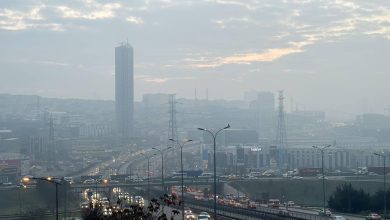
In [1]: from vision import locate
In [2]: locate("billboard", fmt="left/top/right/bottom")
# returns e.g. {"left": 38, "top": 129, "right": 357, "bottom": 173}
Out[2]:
{"left": 0, "top": 159, "right": 21, "bottom": 175}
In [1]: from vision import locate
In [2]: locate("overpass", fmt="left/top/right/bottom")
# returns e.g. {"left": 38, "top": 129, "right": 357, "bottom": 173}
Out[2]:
{"left": 70, "top": 178, "right": 226, "bottom": 192}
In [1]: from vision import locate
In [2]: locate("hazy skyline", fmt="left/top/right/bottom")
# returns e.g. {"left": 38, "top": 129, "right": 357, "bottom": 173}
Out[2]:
{"left": 1, "top": 0, "right": 390, "bottom": 118}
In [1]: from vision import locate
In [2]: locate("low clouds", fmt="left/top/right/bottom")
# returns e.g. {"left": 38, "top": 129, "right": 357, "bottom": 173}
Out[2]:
{"left": 0, "top": 4, "right": 63, "bottom": 31}
{"left": 55, "top": 0, "right": 121, "bottom": 20}
{"left": 1, "top": 0, "right": 390, "bottom": 112}
{"left": 0, "top": 0, "right": 142, "bottom": 31}
{"left": 177, "top": 0, "right": 390, "bottom": 68}
{"left": 126, "top": 16, "right": 144, "bottom": 25}
{"left": 141, "top": 77, "right": 169, "bottom": 83}
{"left": 191, "top": 47, "right": 303, "bottom": 68}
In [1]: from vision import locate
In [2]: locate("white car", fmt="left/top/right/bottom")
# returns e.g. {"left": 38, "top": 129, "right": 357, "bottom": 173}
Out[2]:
{"left": 103, "top": 208, "right": 112, "bottom": 216}
{"left": 292, "top": 176, "right": 303, "bottom": 180}
{"left": 287, "top": 201, "right": 295, "bottom": 206}
{"left": 333, "top": 215, "right": 346, "bottom": 220}
{"left": 318, "top": 175, "right": 329, "bottom": 180}
{"left": 184, "top": 208, "right": 192, "bottom": 215}
{"left": 197, "top": 212, "right": 210, "bottom": 220}
{"left": 2, "top": 182, "right": 13, "bottom": 186}
{"left": 318, "top": 209, "right": 332, "bottom": 217}
{"left": 83, "top": 179, "right": 96, "bottom": 184}
{"left": 134, "top": 196, "right": 145, "bottom": 207}
{"left": 185, "top": 214, "right": 196, "bottom": 220}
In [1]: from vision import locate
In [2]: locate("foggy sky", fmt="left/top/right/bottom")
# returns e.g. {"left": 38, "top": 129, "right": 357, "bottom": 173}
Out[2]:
{"left": 1, "top": 0, "right": 390, "bottom": 119}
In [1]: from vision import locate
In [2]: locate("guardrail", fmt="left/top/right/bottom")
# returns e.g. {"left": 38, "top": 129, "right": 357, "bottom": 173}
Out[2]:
{"left": 70, "top": 178, "right": 226, "bottom": 189}
{"left": 184, "top": 198, "right": 329, "bottom": 220}
{"left": 0, "top": 210, "right": 80, "bottom": 220}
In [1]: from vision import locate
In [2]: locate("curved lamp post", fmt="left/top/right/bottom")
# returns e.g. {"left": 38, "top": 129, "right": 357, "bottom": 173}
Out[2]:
{"left": 152, "top": 146, "right": 172, "bottom": 192}
{"left": 22, "top": 176, "right": 61, "bottom": 220}
{"left": 169, "top": 139, "right": 193, "bottom": 220}
{"left": 312, "top": 144, "right": 331, "bottom": 215}
{"left": 16, "top": 184, "right": 27, "bottom": 215}
{"left": 141, "top": 153, "right": 156, "bottom": 201}
{"left": 198, "top": 124, "right": 230, "bottom": 220}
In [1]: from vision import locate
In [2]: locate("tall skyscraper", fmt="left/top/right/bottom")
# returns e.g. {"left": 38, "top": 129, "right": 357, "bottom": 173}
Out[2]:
{"left": 115, "top": 43, "right": 134, "bottom": 138}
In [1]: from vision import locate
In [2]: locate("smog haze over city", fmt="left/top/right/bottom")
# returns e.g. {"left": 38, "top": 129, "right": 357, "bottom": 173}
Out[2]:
{"left": 1, "top": 1, "right": 390, "bottom": 220}
{"left": 1, "top": 0, "right": 390, "bottom": 118}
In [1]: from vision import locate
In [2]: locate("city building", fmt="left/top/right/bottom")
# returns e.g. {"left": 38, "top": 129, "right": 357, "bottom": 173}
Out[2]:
{"left": 248, "top": 91, "right": 276, "bottom": 140}
{"left": 225, "top": 145, "right": 390, "bottom": 172}
{"left": 0, "top": 153, "right": 29, "bottom": 184}
{"left": 115, "top": 43, "right": 134, "bottom": 139}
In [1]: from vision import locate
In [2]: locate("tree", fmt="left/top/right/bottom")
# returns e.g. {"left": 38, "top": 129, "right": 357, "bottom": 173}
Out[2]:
{"left": 203, "top": 187, "right": 210, "bottom": 198}
{"left": 370, "top": 189, "right": 390, "bottom": 212}
{"left": 328, "top": 183, "right": 370, "bottom": 213}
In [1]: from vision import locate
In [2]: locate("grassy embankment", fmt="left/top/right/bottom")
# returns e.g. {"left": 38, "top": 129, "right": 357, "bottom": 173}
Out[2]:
{"left": 230, "top": 179, "right": 383, "bottom": 206}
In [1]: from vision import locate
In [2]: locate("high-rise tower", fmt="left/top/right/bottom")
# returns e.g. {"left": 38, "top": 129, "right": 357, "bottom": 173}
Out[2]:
{"left": 115, "top": 43, "right": 134, "bottom": 138}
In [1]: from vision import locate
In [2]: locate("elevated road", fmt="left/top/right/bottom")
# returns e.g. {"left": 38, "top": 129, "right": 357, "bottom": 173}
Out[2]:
{"left": 70, "top": 179, "right": 226, "bottom": 192}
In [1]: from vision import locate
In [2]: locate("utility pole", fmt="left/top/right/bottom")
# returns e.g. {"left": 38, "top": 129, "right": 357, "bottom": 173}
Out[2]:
{"left": 374, "top": 152, "right": 390, "bottom": 220}
{"left": 313, "top": 145, "right": 331, "bottom": 215}
{"left": 276, "top": 90, "right": 287, "bottom": 168}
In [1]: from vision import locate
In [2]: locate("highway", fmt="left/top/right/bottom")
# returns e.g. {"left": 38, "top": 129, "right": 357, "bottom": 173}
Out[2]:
{"left": 63, "top": 147, "right": 376, "bottom": 220}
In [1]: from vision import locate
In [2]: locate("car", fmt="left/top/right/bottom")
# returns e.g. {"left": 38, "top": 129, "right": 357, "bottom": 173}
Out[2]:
{"left": 366, "top": 213, "right": 381, "bottom": 220}
{"left": 103, "top": 207, "right": 112, "bottom": 216}
{"left": 100, "top": 197, "right": 109, "bottom": 206}
{"left": 292, "top": 176, "right": 303, "bottom": 180}
{"left": 134, "top": 196, "right": 145, "bottom": 207}
{"left": 80, "top": 202, "right": 90, "bottom": 209}
{"left": 279, "top": 210, "right": 290, "bottom": 216}
{"left": 184, "top": 208, "right": 192, "bottom": 215}
{"left": 185, "top": 213, "right": 196, "bottom": 220}
{"left": 318, "top": 175, "right": 329, "bottom": 180}
{"left": 333, "top": 215, "right": 346, "bottom": 220}
{"left": 83, "top": 179, "right": 96, "bottom": 184}
{"left": 318, "top": 209, "right": 332, "bottom": 217}
{"left": 287, "top": 201, "right": 295, "bottom": 207}
{"left": 197, "top": 212, "right": 210, "bottom": 220}
{"left": 64, "top": 177, "right": 74, "bottom": 184}
{"left": 248, "top": 201, "right": 257, "bottom": 209}
{"left": 2, "top": 182, "right": 13, "bottom": 186}
{"left": 112, "top": 204, "right": 120, "bottom": 212}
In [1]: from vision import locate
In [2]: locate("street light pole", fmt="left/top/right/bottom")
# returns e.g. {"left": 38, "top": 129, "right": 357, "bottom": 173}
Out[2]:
{"left": 95, "top": 181, "right": 98, "bottom": 203}
{"left": 374, "top": 152, "right": 390, "bottom": 220}
{"left": 17, "top": 185, "right": 23, "bottom": 215}
{"left": 312, "top": 144, "right": 331, "bottom": 215}
{"left": 198, "top": 124, "right": 230, "bottom": 220}
{"left": 141, "top": 153, "right": 155, "bottom": 201}
{"left": 18, "top": 187, "right": 21, "bottom": 214}
{"left": 22, "top": 176, "right": 61, "bottom": 220}
{"left": 152, "top": 146, "right": 172, "bottom": 193}
{"left": 169, "top": 139, "right": 193, "bottom": 220}
{"left": 56, "top": 182, "right": 58, "bottom": 220}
